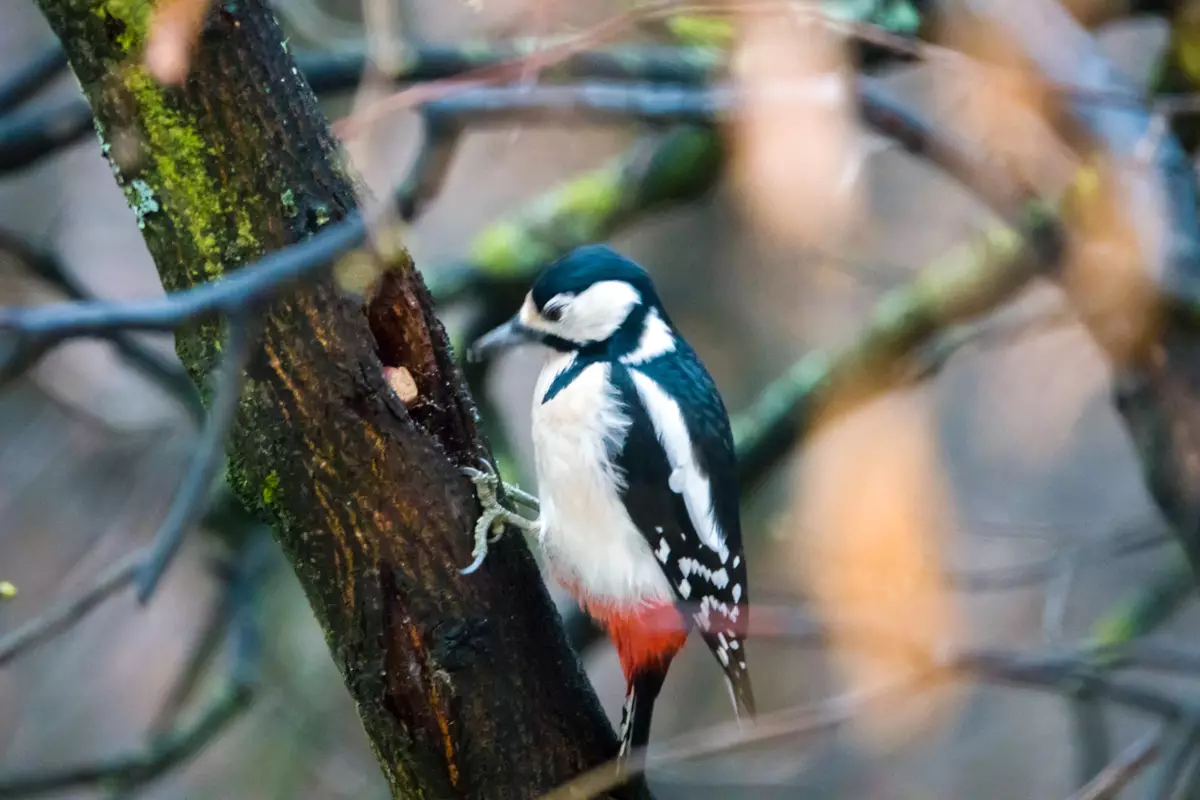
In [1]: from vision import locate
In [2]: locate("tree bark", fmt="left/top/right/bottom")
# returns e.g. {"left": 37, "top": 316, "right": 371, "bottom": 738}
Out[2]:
{"left": 32, "top": 1, "right": 636, "bottom": 797}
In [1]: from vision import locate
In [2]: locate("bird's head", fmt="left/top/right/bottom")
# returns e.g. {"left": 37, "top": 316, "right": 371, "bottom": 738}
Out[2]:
{"left": 468, "top": 245, "right": 671, "bottom": 361}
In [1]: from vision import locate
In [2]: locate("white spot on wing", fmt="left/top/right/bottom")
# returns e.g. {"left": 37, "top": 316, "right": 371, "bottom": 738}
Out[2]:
{"left": 678, "top": 558, "right": 730, "bottom": 590}
{"left": 629, "top": 370, "right": 730, "bottom": 563}
{"left": 655, "top": 538, "right": 670, "bottom": 564}
{"left": 620, "top": 308, "right": 676, "bottom": 365}
{"left": 678, "top": 578, "right": 691, "bottom": 598}
{"left": 732, "top": 583, "right": 742, "bottom": 603}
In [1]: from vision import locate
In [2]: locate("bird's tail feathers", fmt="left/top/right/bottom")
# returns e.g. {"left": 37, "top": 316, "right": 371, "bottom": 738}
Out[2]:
{"left": 726, "top": 667, "right": 757, "bottom": 722}
{"left": 618, "top": 666, "right": 671, "bottom": 758}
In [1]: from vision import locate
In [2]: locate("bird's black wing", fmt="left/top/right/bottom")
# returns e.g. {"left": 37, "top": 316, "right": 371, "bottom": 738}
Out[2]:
{"left": 609, "top": 354, "right": 755, "bottom": 718}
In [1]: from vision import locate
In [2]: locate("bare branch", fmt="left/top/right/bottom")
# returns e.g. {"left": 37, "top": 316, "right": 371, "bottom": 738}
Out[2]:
{"left": 1069, "top": 727, "right": 1163, "bottom": 800}
{"left": 134, "top": 316, "right": 257, "bottom": 601}
{"left": 395, "top": 110, "right": 464, "bottom": 221}
{"left": 0, "top": 531, "right": 267, "bottom": 798}
{"left": 0, "top": 211, "right": 365, "bottom": 342}
{"left": 0, "top": 227, "right": 203, "bottom": 419}
{"left": 0, "top": 42, "right": 67, "bottom": 114}
{"left": 541, "top": 677, "right": 924, "bottom": 800}
{"left": 1144, "top": 719, "right": 1200, "bottom": 800}
{"left": 0, "top": 97, "right": 95, "bottom": 175}
{"left": 0, "top": 550, "right": 142, "bottom": 668}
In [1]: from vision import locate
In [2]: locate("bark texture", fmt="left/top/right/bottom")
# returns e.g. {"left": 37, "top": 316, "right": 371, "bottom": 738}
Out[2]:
{"left": 33, "top": 1, "right": 635, "bottom": 796}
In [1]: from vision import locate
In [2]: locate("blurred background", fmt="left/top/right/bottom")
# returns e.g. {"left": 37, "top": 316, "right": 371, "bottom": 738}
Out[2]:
{"left": 0, "top": 0, "right": 1190, "bottom": 797}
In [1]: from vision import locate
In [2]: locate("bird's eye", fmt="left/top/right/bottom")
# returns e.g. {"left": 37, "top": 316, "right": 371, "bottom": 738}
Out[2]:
{"left": 543, "top": 305, "right": 564, "bottom": 322}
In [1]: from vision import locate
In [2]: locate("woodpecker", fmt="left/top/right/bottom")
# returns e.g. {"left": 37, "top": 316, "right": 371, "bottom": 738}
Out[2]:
{"left": 466, "top": 244, "right": 755, "bottom": 756}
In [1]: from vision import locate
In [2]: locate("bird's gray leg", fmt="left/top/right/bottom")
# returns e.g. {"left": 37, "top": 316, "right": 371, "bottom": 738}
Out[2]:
{"left": 460, "top": 460, "right": 540, "bottom": 575}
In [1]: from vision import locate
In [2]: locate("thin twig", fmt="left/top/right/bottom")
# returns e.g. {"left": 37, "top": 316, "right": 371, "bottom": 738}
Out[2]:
{"left": 1071, "top": 686, "right": 1112, "bottom": 792}
{"left": 0, "top": 97, "right": 96, "bottom": 175}
{"left": 134, "top": 315, "right": 257, "bottom": 601}
{"left": 395, "top": 110, "right": 464, "bottom": 221}
{"left": 0, "top": 210, "right": 366, "bottom": 341}
{"left": 0, "top": 227, "right": 203, "bottom": 420}
{"left": 0, "top": 529, "right": 270, "bottom": 798}
{"left": 1145, "top": 719, "right": 1200, "bottom": 800}
{"left": 540, "top": 676, "right": 925, "bottom": 800}
{"left": 0, "top": 549, "right": 144, "bottom": 668}
{"left": 0, "top": 43, "right": 67, "bottom": 114}
{"left": 1070, "top": 727, "right": 1164, "bottom": 800}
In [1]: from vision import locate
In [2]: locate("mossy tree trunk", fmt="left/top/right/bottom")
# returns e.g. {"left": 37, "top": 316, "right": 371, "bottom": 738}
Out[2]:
{"left": 32, "top": 1, "right": 636, "bottom": 797}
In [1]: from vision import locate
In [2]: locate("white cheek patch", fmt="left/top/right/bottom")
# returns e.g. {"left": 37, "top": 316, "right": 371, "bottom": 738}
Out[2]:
{"left": 557, "top": 280, "right": 640, "bottom": 343}
{"left": 629, "top": 370, "right": 730, "bottom": 564}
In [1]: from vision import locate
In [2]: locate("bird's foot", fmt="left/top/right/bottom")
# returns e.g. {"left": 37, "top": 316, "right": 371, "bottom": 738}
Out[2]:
{"left": 460, "top": 459, "right": 540, "bottom": 575}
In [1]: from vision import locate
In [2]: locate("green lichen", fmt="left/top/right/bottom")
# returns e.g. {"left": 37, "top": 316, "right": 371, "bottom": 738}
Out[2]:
{"left": 281, "top": 189, "right": 298, "bottom": 218}
{"left": 262, "top": 469, "right": 281, "bottom": 505}
{"left": 94, "top": 0, "right": 261, "bottom": 281}
{"left": 312, "top": 202, "right": 331, "bottom": 226}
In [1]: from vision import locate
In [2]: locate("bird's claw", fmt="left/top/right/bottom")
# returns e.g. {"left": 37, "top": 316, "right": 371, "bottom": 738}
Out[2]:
{"left": 459, "top": 458, "right": 539, "bottom": 575}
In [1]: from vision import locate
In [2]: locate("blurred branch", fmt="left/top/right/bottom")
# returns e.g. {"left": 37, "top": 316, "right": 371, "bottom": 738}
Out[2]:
{"left": 0, "top": 529, "right": 269, "bottom": 799}
{"left": 550, "top": 600, "right": 1200, "bottom": 799}
{"left": 0, "top": 212, "right": 365, "bottom": 341}
{"left": 0, "top": 683, "right": 252, "bottom": 798}
{"left": 1090, "top": 552, "right": 1196, "bottom": 648}
{"left": 134, "top": 316, "right": 255, "bottom": 601}
{"left": 438, "top": 72, "right": 1033, "bottom": 314}
{"left": 0, "top": 97, "right": 97, "bottom": 175}
{"left": 0, "top": 42, "right": 67, "bottom": 114}
{"left": 0, "top": 549, "right": 142, "bottom": 668}
{"left": 732, "top": 208, "right": 1056, "bottom": 489}
{"left": 0, "top": 40, "right": 720, "bottom": 176}
{"left": 395, "top": 110, "right": 464, "bottom": 221}
{"left": 301, "top": 41, "right": 724, "bottom": 92}
{"left": 0, "top": 227, "right": 203, "bottom": 420}
{"left": 1069, "top": 727, "right": 1163, "bottom": 800}
{"left": 1071, "top": 687, "right": 1112, "bottom": 792}
{"left": 433, "top": 125, "right": 722, "bottom": 305}
{"left": 543, "top": 676, "right": 923, "bottom": 800}
{"left": 960, "top": 0, "right": 1200, "bottom": 585}
{"left": 146, "top": 527, "right": 268, "bottom": 734}
{"left": 1145, "top": 718, "right": 1200, "bottom": 800}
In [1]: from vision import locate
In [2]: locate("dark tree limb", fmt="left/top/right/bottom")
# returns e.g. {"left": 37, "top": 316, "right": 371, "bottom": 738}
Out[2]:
{"left": 395, "top": 110, "right": 464, "bottom": 221}
{"left": 0, "top": 549, "right": 142, "bottom": 668}
{"left": 29, "top": 2, "right": 634, "bottom": 798}
{"left": 0, "top": 42, "right": 67, "bottom": 114}
{"left": 1069, "top": 728, "right": 1163, "bottom": 800}
{"left": 0, "top": 227, "right": 203, "bottom": 419}
{"left": 0, "top": 96, "right": 98, "bottom": 175}
{"left": 0, "top": 529, "right": 269, "bottom": 799}
{"left": 134, "top": 315, "right": 255, "bottom": 601}
{"left": 955, "top": 0, "right": 1200, "bottom": 582}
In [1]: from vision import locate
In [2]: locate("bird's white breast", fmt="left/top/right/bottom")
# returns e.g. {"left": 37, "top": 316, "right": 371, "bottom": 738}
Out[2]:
{"left": 531, "top": 355, "right": 674, "bottom": 606}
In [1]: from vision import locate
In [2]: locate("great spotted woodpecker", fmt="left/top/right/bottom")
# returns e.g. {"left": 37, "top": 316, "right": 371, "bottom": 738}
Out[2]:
{"left": 465, "top": 244, "right": 755, "bottom": 756}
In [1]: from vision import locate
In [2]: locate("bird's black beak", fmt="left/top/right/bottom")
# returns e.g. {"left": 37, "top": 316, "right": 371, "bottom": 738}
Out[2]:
{"left": 468, "top": 316, "right": 538, "bottom": 362}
